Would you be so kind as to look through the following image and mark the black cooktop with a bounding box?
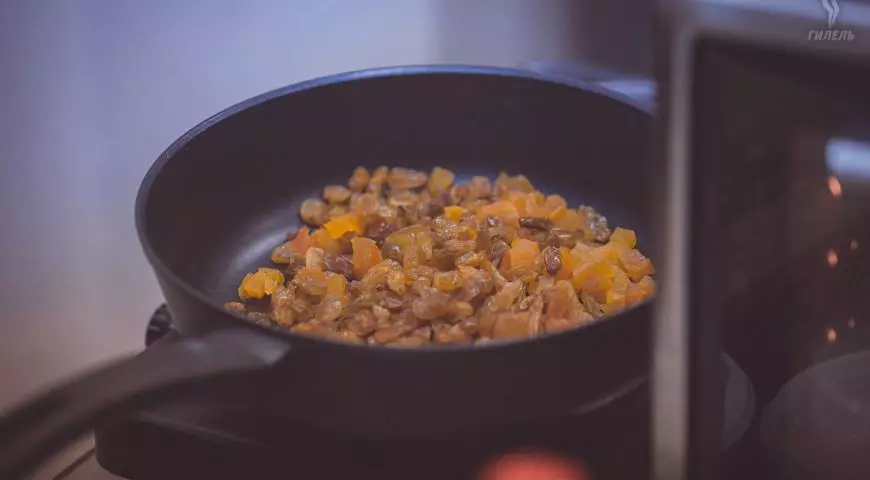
[91,306,755,480]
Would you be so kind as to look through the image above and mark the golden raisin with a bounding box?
[428,166,455,193]
[433,271,462,292]
[300,199,329,225]
[388,167,428,190]
[386,269,407,294]
[348,167,371,192]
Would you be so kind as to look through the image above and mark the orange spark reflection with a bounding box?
[827,249,839,267]
[827,328,838,342]
[828,176,842,198]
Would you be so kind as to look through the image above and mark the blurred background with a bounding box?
[0,0,651,411]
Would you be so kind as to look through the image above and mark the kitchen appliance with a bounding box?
[655,1,870,479]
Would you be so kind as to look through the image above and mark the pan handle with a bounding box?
[0,328,290,479]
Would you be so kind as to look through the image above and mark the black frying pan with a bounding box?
[0,65,653,478]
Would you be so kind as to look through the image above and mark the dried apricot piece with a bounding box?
[618,249,655,282]
[509,238,540,273]
[556,247,576,281]
[477,201,520,227]
[311,228,341,255]
[547,280,577,320]
[572,260,618,302]
[503,191,529,215]
[494,172,535,195]
[603,269,630,314]
[609,227,637,249]
[290,227,313,254]
[323,213,364,239]
[523,192,548,219]
[443,205,467,222]
[324,272,347,296]
[544,195,567,217]
[590,244,622,264]
[239,268,285,300]
[293,266,328,296]
[626,275,657,306]
[351,237,383,279]
[553,208,585,231]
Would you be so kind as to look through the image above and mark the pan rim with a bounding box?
[133,64,654,354]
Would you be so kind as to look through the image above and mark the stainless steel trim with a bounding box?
[652,25,694,480]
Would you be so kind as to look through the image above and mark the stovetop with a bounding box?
[82,305,758,480]
[95,305,650,479]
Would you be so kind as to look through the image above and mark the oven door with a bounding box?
[655,2,870,479]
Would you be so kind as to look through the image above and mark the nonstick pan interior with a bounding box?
[139,66,653,319]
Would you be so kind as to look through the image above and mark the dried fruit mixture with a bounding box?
[225,167,655,347]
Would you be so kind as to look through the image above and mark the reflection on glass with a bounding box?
[827,176,843,198]
[826,138,870,184]
[827,328,838,342]
[848,318,856,329]
[827,249,839,268]
[851,239,859,251]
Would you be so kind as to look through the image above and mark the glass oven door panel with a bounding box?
[695,39,870,404]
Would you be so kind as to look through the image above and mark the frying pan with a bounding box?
[0,65,653,478]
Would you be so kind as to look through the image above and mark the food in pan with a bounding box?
[224,167,655,346]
